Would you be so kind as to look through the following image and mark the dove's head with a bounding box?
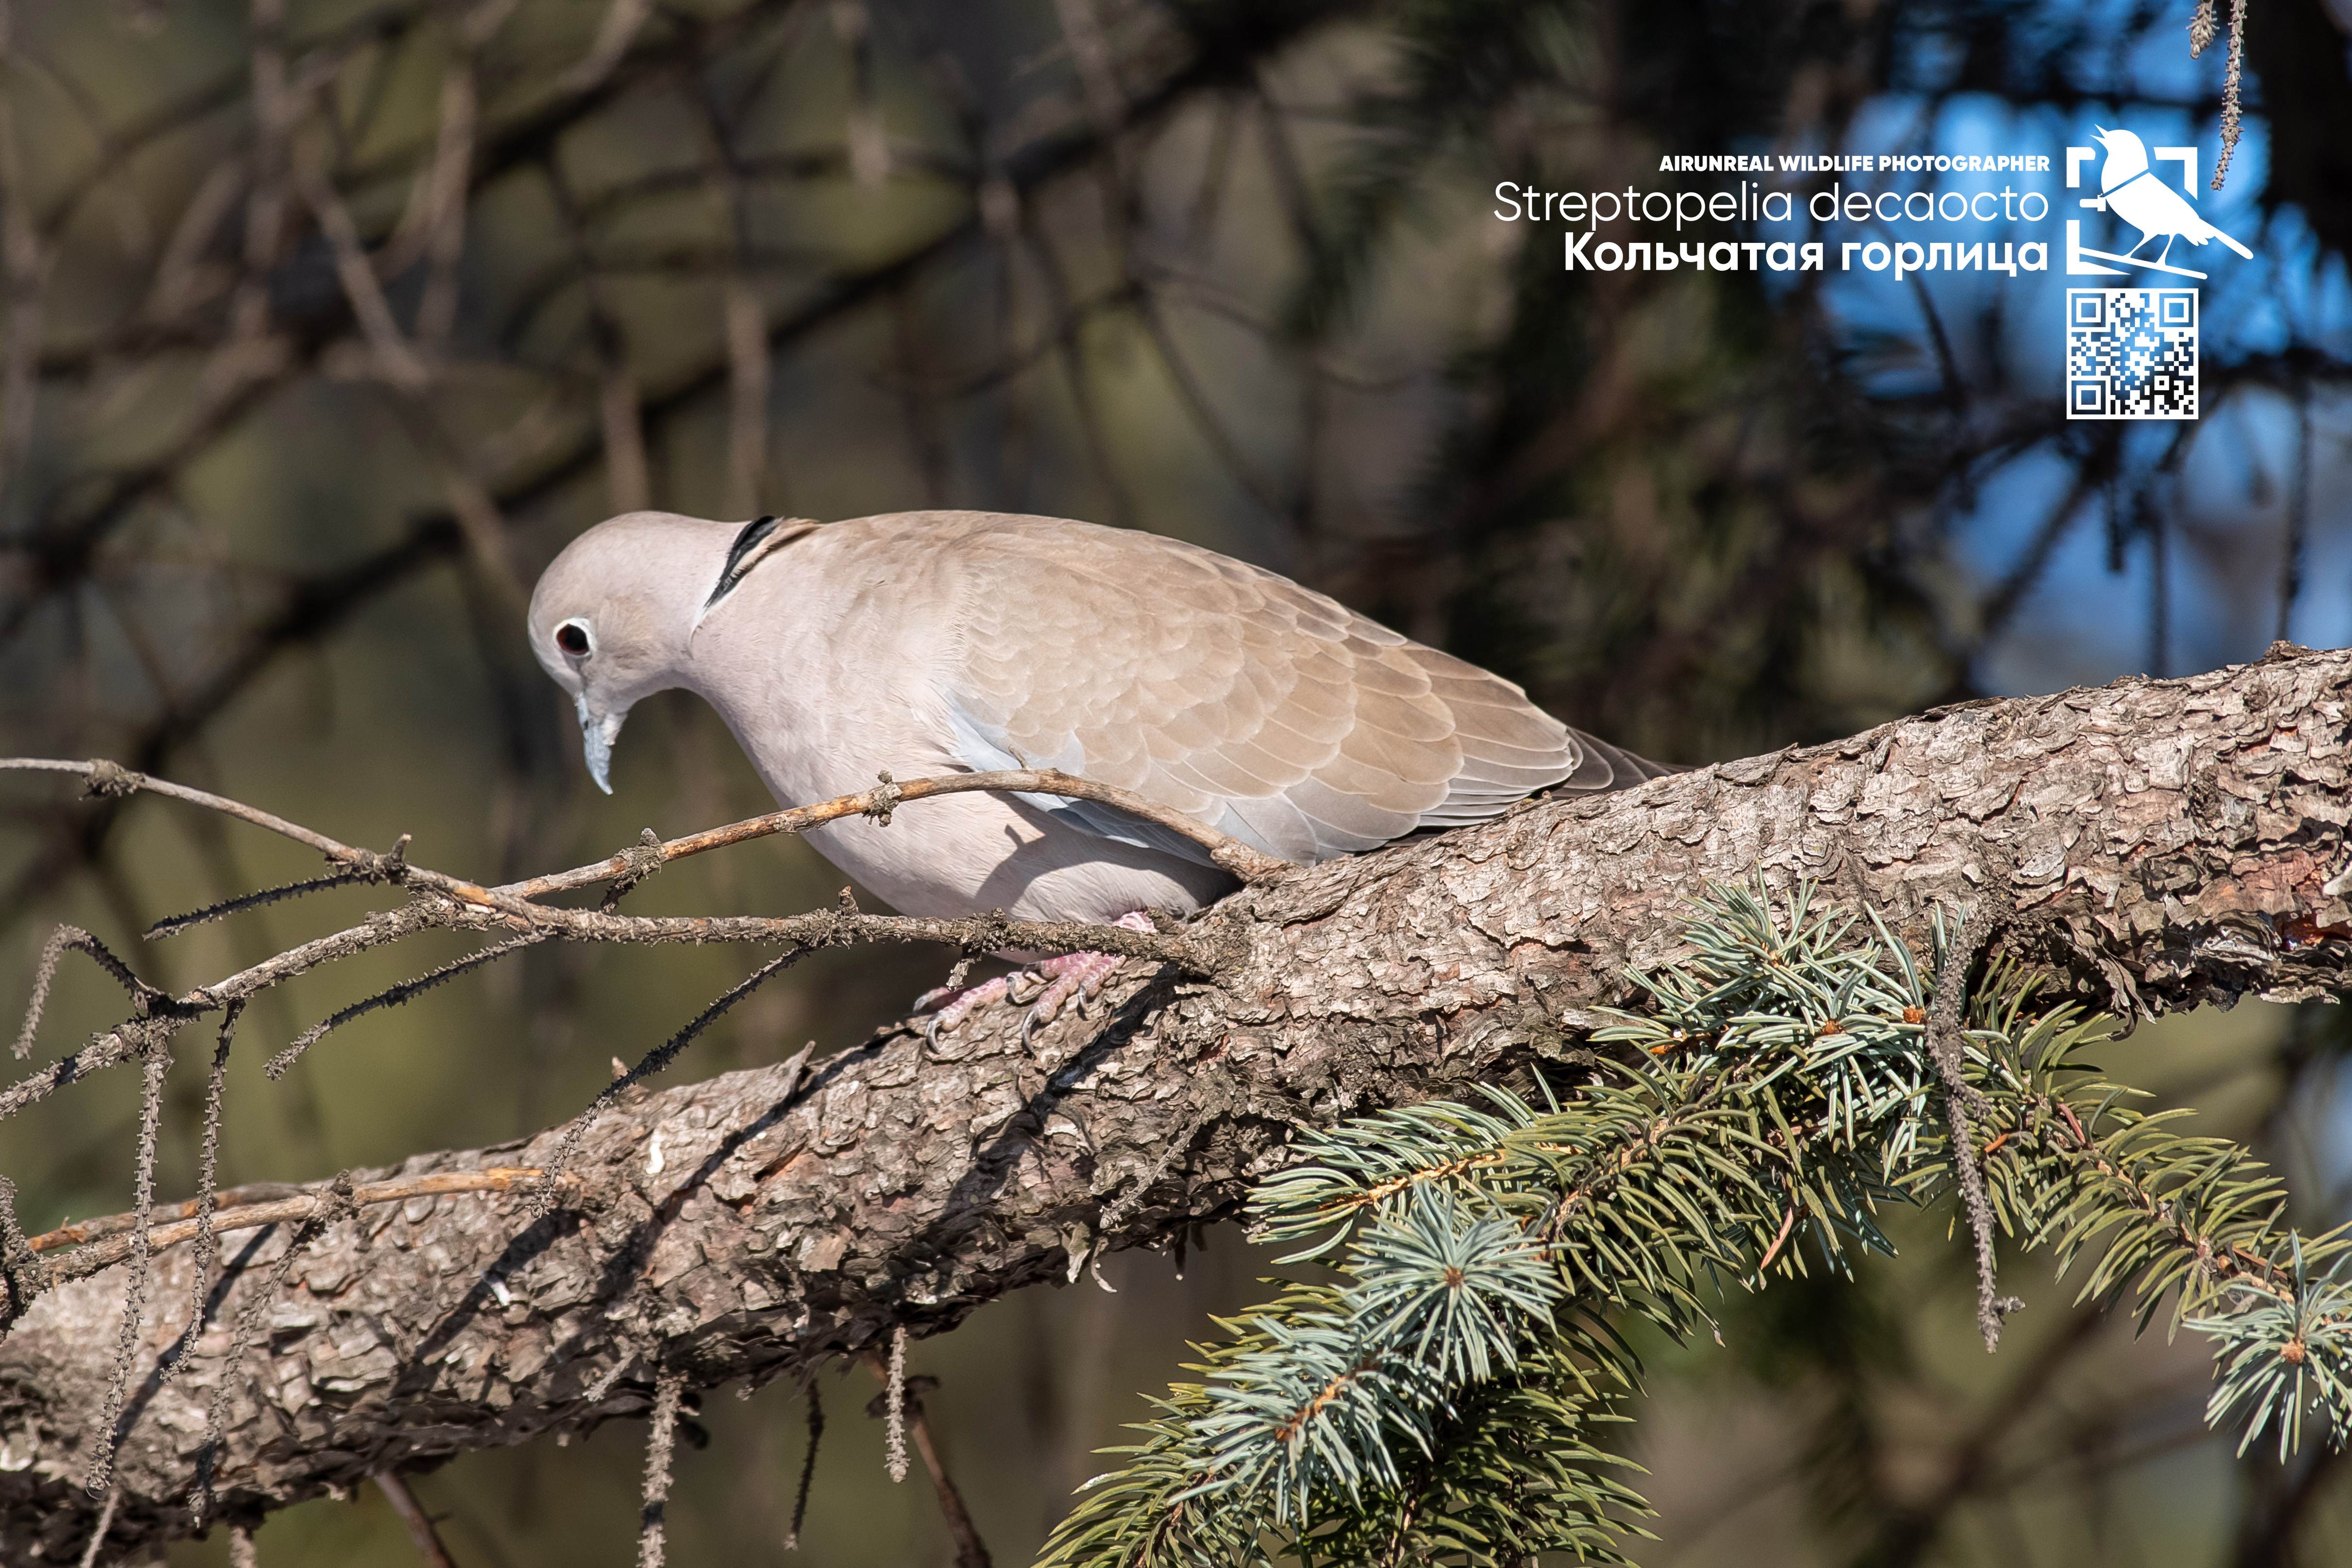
[531,511,827,793]
[528,511,738,794]
[2091,126,2151,177]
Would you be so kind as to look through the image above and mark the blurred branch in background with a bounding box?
[0,0,2347,1564]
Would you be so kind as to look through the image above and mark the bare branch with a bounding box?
[86,1038,173,1494]
[866,1342,993,1567]
[0,758,373,863]
[515,765,1293,895]
[264,931,549,1080]
[72,1486,116,1568]
[190,1171,356,1529]
[146,871,377,941]
[372,1469,459,1568]
[785,1382,822,1550]
[31,1167,575,1283]
[5,649,2347,1553]
[166,1001,241,1381]
[637,1365,685,1568]
[13,924,166,1060]
[3,756,1290,901]
[882,1326,908,1483]
[1928,908,2018,1351]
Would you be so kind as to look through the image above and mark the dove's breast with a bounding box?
[679,520,1239,924]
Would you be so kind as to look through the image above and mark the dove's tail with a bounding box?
[2213,225,2254,260]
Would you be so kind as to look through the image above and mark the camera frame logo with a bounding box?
[2062,127,2248,422]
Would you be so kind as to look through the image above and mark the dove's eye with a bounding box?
[555,620,593,657]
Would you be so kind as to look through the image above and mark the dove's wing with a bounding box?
[931,517,1666,865]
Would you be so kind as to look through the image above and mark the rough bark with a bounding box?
[5,646,2351,1559]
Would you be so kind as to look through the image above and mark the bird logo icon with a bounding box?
[2068,127,2251,279]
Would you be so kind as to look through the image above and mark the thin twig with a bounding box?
[374,1470,459,1568]
[192,1172,356,1528]
[169,1000,243,1379]
[0,896,1191,1128]
[638,1366,687,1568]
[266,931,549,1080]
[532,948,809,1206]
[2209,0,2248,190]
[884,1326,909,1483]
[75,1485,119,1568]
[146,870,375,940]
[499,765,1293,895]
[0,758,368,862]
[865,1339,992,1567]
[0,1173,49,1334]
[0,757,1233,1125]
[32,1167,571,1284]
[785,1380,822,1550]
[86,1034,173,1495]
[1929,910,2016,1350]
[15,923,166,1059]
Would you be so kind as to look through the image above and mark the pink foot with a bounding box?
[916,913,1157,1048]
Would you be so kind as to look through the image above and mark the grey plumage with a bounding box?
[528,510,1668,927]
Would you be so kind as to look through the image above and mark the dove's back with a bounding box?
[685,511,1667,923]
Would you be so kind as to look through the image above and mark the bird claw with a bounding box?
[917,913,1155,1048]
[1020,950,1126,1046]
[915,973,1012,1049]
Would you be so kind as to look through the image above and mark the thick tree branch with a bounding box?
[3,647,2350,1558]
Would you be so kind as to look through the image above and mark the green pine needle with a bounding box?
[1039,877,2352,1567]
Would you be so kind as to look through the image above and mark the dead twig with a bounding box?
[31,1167,572,1284]
[637,1366,686,1568]
[864,1339,992,1568]
[501,765,1294,895]
[192,1172,358,1528]
[167,1000,242,1380]
[85,1034,174,1494]
[0,757,1244,1125]
[1928,909,2018,1351]
[373,1469,459,1568]
[785,1380,822,1550]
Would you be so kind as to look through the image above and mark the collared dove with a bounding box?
[528,510,1669,1029]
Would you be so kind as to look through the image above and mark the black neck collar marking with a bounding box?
[704,516,818,612]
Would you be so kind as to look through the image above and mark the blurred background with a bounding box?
[0,0,2349,1562]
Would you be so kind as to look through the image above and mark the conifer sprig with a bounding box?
[1040,879,2352,1568]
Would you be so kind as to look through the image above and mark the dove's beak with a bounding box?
[575,692,630,795]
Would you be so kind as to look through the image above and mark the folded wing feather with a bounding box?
[935,518,1657,866]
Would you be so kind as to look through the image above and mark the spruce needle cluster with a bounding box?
[1041,880,2352,1567]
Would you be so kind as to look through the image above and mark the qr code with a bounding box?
[2067,289,2197,419]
